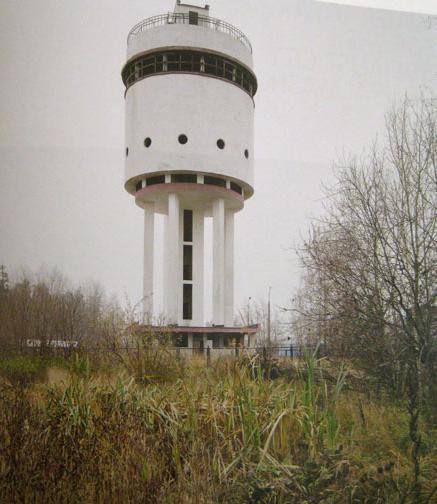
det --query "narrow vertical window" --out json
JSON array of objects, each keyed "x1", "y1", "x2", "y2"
[
  {"x1": 183, "y1": 245, "x2": 193, "y2": 281},
  {"x1": 183, "y1": 209, "x2": 193, "y2": 242},
  {"x1": 183, "y1": 284, "x2": 193, "y2": 320}
]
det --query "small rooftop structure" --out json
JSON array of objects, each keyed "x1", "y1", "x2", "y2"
[{"x1": 174, "y1": 1, "x2": 210, "y2": 16}]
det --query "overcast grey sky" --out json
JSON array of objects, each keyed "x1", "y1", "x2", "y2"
[{"x1": 0, "y1": 0, "x2": 435, "y2": 318}]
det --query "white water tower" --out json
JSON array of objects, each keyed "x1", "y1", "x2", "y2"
[{"x1": 122, "y1": 1, "x2": 257, "y2": 347}]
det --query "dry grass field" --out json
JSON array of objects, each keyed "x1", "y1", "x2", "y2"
[{"x1": 0, "y1": 349, "x2": 436, "y2": 503}]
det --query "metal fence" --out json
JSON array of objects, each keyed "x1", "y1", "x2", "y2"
[
  {"x1": 168, "y1": 345, "x2": 318, "y2": 360},
  {"x1": 0, "y1": 342, "x2": 314, "y2": 359},
  {"x1": 127, "y1": 13, "x2": 252, "y2": 53}
]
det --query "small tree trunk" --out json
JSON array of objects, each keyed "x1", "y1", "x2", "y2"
[{"x1": 407, "y1": 356, "x2": 422, "y2": 500}]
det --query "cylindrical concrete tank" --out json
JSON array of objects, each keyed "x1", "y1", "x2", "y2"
[{"x1": 122, "y1": 2, "x2": 256, "y2": 328}]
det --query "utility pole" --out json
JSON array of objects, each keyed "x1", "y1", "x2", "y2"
[{"x1": 267, "y1": 286, "x2": 271, "y2": 348}]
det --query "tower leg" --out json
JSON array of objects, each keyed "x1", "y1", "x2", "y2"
[
  {"x1": 212, "y1": 198, "x2": 225, "y2": 325},
  {"x1": 192, "y1": 209, "x2": 204, "y2": 325},
  {"x1": 143, "y1": 202, "x2": 154, "y2": 322},
  {"x1": 224, "y1": 209, "x2": 234, "y2": 326},
  {"x1": 165, "y1": 193, "x2": 181, "y2": 324}
]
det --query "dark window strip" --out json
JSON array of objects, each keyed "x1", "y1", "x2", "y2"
[
  {"x1": 230, "y1": 182, "x2": 242, "y2": 195},
  {"x1": 204, "y1": 176, "x2": 226, "y2": 188},
  {"x1": 183, "y1": 284, "x2": 193, "y2": 320},
  {"x1": 183, "y1": 209, "x2": 193, "y2": 242},
  {"x1": 146, "y1": 175, "x2": 165, "y2": 186},
  {"x1": 172, "y1": 174, "x2": 197, "y2": 183},
  {"x1": 183, "y1": 245, "x2": 193, "y2": 281},
  {"x1": 122, "y1": 50, "x2": 257, "y2": 97}
]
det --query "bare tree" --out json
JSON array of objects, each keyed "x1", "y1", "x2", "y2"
[
  {"x1": 294, "y1": 95, "x2": 437, "y2": 498},
  {"x1": 0, "y1": 268, "x2": 125, "y2": 351}
]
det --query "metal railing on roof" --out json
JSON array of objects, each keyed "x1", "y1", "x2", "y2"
[{"x1": 127, "y1": 12, "x2": 252, "y2": 53}]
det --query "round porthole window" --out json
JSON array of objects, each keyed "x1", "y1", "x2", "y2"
[
  {"x1": 178, "y1": 134, "x2": 188, "y2": 145},
  {"x1": 125, "y1": 147, "x2": 129, "y2": 157},
  {"x1": 244, "y1": 149, "x2": 249, "y2": 159},
  {"x1": 217, "y1": 139, "x2": 225, "y2": 150},
  {"x1": 144, "y1": 137, "x2": 152, "y2": 148}
]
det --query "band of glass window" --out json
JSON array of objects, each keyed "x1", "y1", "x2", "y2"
[{"x1": 122, "y1": 50, "x2": 257, "y2": 98}]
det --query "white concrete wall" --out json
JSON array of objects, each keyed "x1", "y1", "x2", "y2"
[
  {"x1": 192, "y1": 209, "x2": 204, "y2": 325},
  {"x1": 165, "y1": 193, "x2": 181, "y2": 323},
  {"x1": 143, "y1": 202, "x2": 154, "y2": 319},
  {"x1": 212, "y1": 198, "x2": 225, "y2": 325},
  {"x1": 224, "y1": 209, "x2": 234, "y2": 326},
  {"x1": 178, "y1": 203, "x2": 185, "y2": 322},
  {"x1": 125, "y1": 74, "x2": 254, "y2": 191},
  {"x1": 127, "y1": 24, "x2": 253, "y2": 69}
]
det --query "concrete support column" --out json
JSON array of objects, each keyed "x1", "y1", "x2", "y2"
[
  {"x1": 187, "y1": 333, "x2": 193, "y2": 358},
  {"x1": 143, "y1": 202, "x2": 154, "y2": 322},
  {"x1": 192, "y1": 210, "x2": 204, "y2": 325},
  {"x1": 165, "y1": 193, "x2": 181, "y2": 323},
  {"x1": 179, "y1": 207, "x2": 184, "y2": 322},
  {"x1": 218, "y1": 334, "x2": 224, "y2": 348},
  {"x1": 212, "y1": 198, "x2": 225, "y2": 325},
  {"x1": 244, "y1": 333, "x2": 249, "y2": 348},
  {"x1": 224, "y1": 209, "x2": 234, "y2": 326}
]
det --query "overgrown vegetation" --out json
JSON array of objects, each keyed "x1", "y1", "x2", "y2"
[{"x1": 0, "y1": 349, "x2": 436, "y2": 503}]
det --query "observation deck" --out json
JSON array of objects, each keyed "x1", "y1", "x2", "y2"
[{"x1": 127, "y1": 13, "x2": 252, "y2": 53}]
